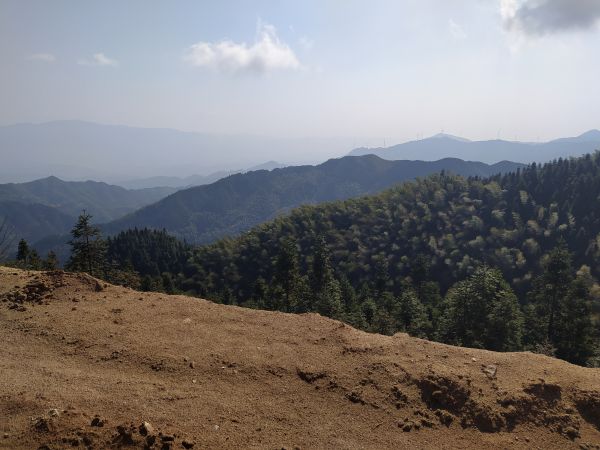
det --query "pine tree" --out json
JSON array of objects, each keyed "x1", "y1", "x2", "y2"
[
  {"x1": 525, "y1": 241, "x2": 597, "y2": 364},
  {"x1": 310, "y1": 237, "x2": 344, "y2": 320},
  {"x1": 531, "y1": 242, "x2": 573, "y2": 343},
  {"x1": 66, "y1": 211, "x2": 107, "y2": 276},
  {"x1": 439, "y1": 266, "x2": 523, "y2": 351},
  {"x1": 274, "y1": 238, "x2": 304, "y2": 311},
  {"x1": 28, "y1": 249, "x2": 42, "y2": 270},
  {"x1": 16, "y1": 239, "x2": 29, "y2": 265},
  {"x1": 44, "y1": 251, "x2": 59, "y2": 270},
  {"x1": 553, "y1": 275, "x2": 595, "y2": 365},
  {"x1": 397, "y1": 289, "x2": 431, "y2": 338}
]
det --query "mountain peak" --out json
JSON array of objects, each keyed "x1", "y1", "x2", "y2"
[
  {"x1": 577, "y1": 129, "x2": 600, "y2": 140},
  {"x1": 429, "y1": 133, "x2": 471, "y2": 142}
]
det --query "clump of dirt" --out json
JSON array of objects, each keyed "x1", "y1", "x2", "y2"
[
  {"x1": 0, "y1": 271, "x2": 68, "y2": 311},
  {"x1": 574, "y1": 391, "x2": 600, "y2": 431},
  {"x1": 418, "y1": 375, "x2": 470, "y2": 414},
  {"x1": 31, "y1": 412, "x2": 195, "y2": 450}
]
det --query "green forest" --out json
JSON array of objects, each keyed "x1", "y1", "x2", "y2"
[
  {"x1": 9, "y1": 153, "x2": 600, "y2": 367},
  {"x1": 174, "y1": 153, "x2": 600, "y2": 366}
]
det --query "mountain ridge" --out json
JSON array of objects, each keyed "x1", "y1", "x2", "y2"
[
  {"x1": 0, "y1": 177, "x2": 176, "y2": 243},
  {"x1": 349, "y1": 130, "x2": 600, "y2": 163},
  {"x1": 103, "y1": 154, "x2": 524, "y2": 245}
]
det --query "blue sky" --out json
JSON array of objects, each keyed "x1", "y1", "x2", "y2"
[{"x1": 2, "y1": 0, "x2": 600, "y2": 144}]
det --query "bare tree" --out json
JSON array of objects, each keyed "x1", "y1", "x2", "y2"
[{"x1": 0, "y1": 217, "x2": 15, "y2": 262}]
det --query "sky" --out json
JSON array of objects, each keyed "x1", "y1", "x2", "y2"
[{"x1": 2, "y1": 0, "x2": 600, "y2": 145}]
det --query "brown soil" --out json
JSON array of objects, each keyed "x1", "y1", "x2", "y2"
[{"x1": 0, "y1": 267, "x2": 599, "y2": 449}]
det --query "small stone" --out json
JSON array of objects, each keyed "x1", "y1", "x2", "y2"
[
  {"x1": 90, "y1": 417, "x2": 104, "y2": 427},
  {"x1": 182, "y1": 440, "x2": 195, "y2": 449},
  {"x1": 565, "y1": 426, "x2": 580, "y2": 440},
  {"x1": 471, "y1": 357, "x2": 477, "y2": 362},
  {"x1": 161, "y1": 434, "x2": 175, "y2": 442},
  {"x1": 402, "y1": 422, "x2": 413, "y2": 432},
  {"x1": 139, "y1": 421, "x2": 154, "y2": 436},
  {"x1": 3, "y1": 433, "x2": 8, "y2": 439},
  {"x1": 189, "y1": 361, "x2": 195, "y2": 369},
  {"x1": 48, "y1": 409, "x2": 60, "y2": 417},
  {"x1": 482, "y1": 364, "x2": 497, "y2": 379}
]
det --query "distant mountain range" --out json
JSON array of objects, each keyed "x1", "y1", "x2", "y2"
[
  {"x1": 349, "y1": 130, "x2": 600, "y2": 163},
  {"x1": 117, "y1": 161, "x2": 286, "y2": 190},
  {"x1": 103, "y1": 155, "x2": 525, "y2": 245},
  {"x1": 0, "y1": 120, "x2": 350, "y2": 183},
  {"x1": 0, "y1": 177, "x2": 175, "y2": 242}
]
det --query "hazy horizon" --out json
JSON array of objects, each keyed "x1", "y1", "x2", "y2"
[{"x1": 2, "y1": 0, "x2": 600, "y2": 147}]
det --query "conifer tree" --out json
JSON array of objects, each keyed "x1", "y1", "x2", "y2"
[
  {"x1": 66, "y1": 211, "x2": 107, "y2": 276},
  {"x1": 439, "y1": 266, "x2": 523, "y2": 351},
  {"x1": 28, "y1": 249, "x2": 42, "y2": 270},
  {"x1": 274, "y1": 238, "x2": 305, "y2": 311},
  {"x1": 310, "y1": 237, "x2": 344, "y2": 320},
  {"x1": 16, "y1": 238, "x2": 29, "y2": 265},
  {"x1": 44, "y1": 251, "x2": 59, "y2": 270}
]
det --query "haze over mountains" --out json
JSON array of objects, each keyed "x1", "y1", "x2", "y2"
[
  {"x1": 119, "y1": 161, "x2": 286, "y2": 190},
  {"x1": 2, "y1": 121, "x2": 599, "y2": 185},
  {"x1": 350, "y1": 130, "x2": 600, "y2": 163},
  {"x1": 0, "y1": 121, "x2": 353, "y2": 183}
]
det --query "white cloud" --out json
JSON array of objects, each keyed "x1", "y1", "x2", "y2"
[
  {"x1": 448, "y1": 19, "x2": 467, "y2": 40},
  {"x1": 78, "y1": 53, "x2": 118, "y2": 67},
  {"x1": 28, "y1": 53, "x2": 56, "y2": 63},
  {"x1": 500, "y1": 0, "x2": 600, "y2": 36},
  {"x1": 184, "y1": 23, "x2": 301, "y2": 74}
]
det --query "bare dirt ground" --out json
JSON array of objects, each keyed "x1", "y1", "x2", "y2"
[{"x1": 0, "y1": 267, "x2": 599, "y2": 449}]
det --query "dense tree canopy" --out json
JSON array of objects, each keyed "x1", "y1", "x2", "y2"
[
  {"x1": 32, "y1": 153, "x2": 600, "y2": 367},
  {"x1": 171, "y1": 153, "x2": 600, "y2": 365}
]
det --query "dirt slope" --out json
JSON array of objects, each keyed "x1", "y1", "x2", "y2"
[{"x1": 0, "y1": 267, "x2": 599, "y2": 450}]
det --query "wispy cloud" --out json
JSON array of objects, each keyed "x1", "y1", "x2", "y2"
[
  {"x1": 448, "y1": 19, "x2": 467, "y2": 40},
  {"x1": 28, "y1": 53, "x2": 56, "y2": 63},
  {"x1": 78, "y1": 53, "x2": 118, "y2": 67},
  {"x1": 184, "y1": 22, "x2": 301, "y2": 74},
  {"x1": 500, "y1": 0, "x2": 600, "y2": 36}
]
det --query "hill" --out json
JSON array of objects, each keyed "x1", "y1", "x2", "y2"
[
  {"x1": 105, "y1": 155, "x2": 524, "y2": 244},
  {"x1": 0, "y1": 267, "x2": 599, "y2": 449},
  {"x1": 157, "y1": 153, "x2": 600, "y2": 367},
  {"x1": 0, "y1": 201, "x2": 75, "y2": 244},
  {"x1": 349, "y1": 130, "x2": 600, "y2": 164},
  {"x1": 0, "y1": 177, "x2": 175, "y2": 243}
]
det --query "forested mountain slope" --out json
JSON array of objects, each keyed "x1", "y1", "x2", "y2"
[
  {"x1": 0, "y1": 176, "x2": 175, "y2": 243},
  {"x1": 0, "y1": 176, "x2": 175, "y2": 222},
  {"x1": 170, "y1": 153, "x2": 600, "y2": 366},
  {"x1": 106, "y1": 155, "x2": 523, "y2": 244}
]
